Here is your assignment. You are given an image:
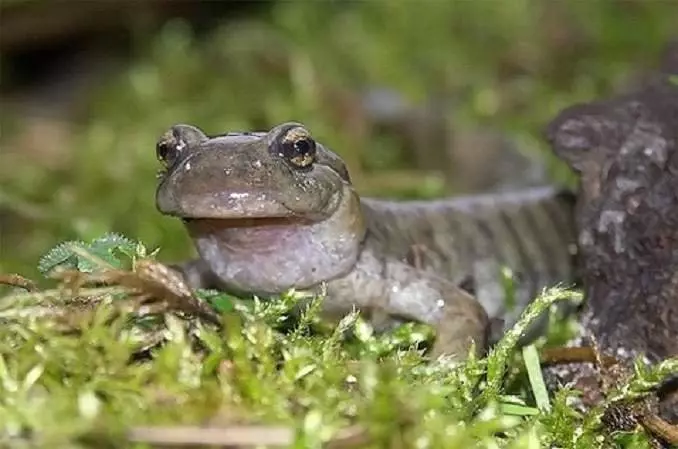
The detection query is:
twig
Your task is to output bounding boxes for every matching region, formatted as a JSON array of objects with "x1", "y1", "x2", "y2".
[
  {"x1": 128, "y1": 425, "x2": 293, "y2": 447},
  {"x1": 540, "y1": 346, "x2": 618, "y2": 368},
  {"x1": 640, "y1": 414, "x2": 678, "y2": 446},
  {"x1": 0, "y1": 273, "x2": 38, "y2": 292}
]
